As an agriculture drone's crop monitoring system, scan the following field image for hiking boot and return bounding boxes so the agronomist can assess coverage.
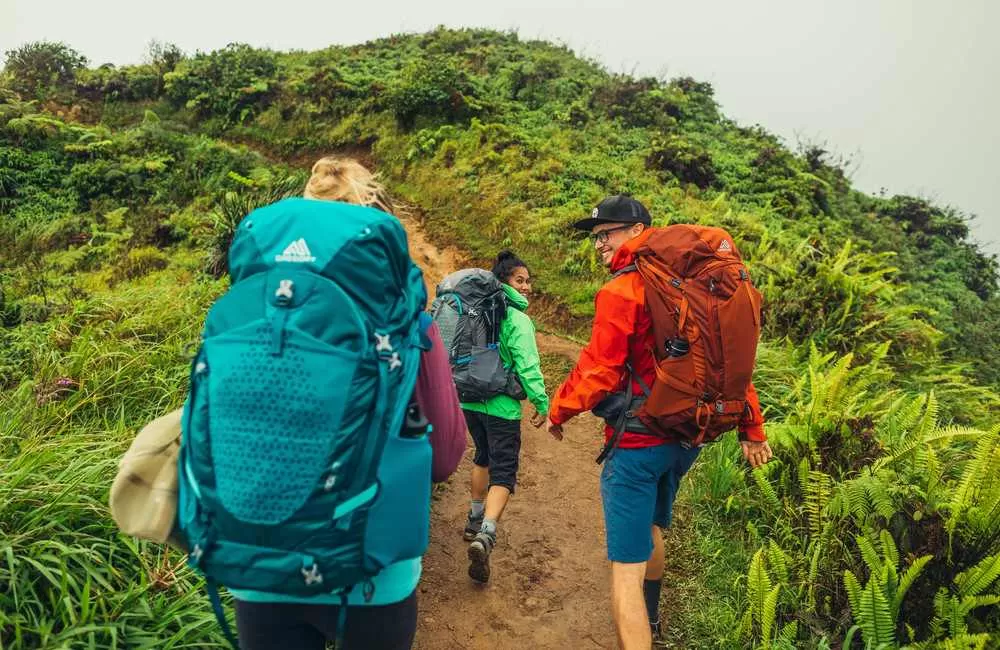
[462,512,484,541]
[467,530,495,583]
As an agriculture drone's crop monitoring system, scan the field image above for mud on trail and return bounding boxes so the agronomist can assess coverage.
[400,216,618,649]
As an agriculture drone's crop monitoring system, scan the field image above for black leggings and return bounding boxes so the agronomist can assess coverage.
[234,592,417,650]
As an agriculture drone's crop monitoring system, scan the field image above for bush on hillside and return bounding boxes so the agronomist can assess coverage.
[2,41,88,101]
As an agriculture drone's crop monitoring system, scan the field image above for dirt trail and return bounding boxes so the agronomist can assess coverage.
[400,216,618,649]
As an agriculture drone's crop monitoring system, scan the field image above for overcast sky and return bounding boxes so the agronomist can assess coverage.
[3,0,997,255]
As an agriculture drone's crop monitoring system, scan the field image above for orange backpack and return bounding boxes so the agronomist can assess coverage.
[631,225,763,446]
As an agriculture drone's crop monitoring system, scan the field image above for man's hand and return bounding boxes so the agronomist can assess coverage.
[740,440,773,468]
[529,409,546,428]
[547,421,564,441]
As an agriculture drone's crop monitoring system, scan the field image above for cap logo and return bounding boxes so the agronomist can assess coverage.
[718,239,733,253]
[591,207,599,219]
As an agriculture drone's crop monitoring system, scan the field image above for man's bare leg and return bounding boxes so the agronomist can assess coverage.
[645,525,665,635]
[647,525,664,580]
[611,560,653,649]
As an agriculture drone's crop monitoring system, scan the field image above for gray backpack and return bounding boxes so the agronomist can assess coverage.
[431,269,526,402]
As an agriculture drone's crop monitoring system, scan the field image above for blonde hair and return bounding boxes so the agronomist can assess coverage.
[303,156,394,214]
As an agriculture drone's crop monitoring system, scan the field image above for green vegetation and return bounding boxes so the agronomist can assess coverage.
[2,29,998,648]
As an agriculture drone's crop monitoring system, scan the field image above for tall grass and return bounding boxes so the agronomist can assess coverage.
[0,267,231,649]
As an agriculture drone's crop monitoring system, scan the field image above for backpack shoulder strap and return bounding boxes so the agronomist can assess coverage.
[613,263,638,279]
[417,312,433,351]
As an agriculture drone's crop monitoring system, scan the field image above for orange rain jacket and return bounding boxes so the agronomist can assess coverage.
[549,229,766,448]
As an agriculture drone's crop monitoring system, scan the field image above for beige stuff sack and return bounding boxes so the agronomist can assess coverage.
[109,408,185,548]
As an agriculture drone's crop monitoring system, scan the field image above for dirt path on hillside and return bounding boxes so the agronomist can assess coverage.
[400,216,618,649]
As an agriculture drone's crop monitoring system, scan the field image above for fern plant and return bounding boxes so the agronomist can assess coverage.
[826,395,995,539]
[800,457,833,538]
[944,427,1000,556]
[764,341,894,478]
[843,530,933,648]
[208,172,305,278]
[740,546,797,649]
[828,467,897,526]
[928,553,1000,641]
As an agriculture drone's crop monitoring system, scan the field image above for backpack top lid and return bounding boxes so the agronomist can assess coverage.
[228,197,427,330]
[436,268,503,305]
[636,224,745,278]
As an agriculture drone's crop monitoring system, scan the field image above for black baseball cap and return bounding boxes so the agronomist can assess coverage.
[572,194,652,231]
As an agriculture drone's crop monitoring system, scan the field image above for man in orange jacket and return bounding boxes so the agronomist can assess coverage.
[547,195,772,649]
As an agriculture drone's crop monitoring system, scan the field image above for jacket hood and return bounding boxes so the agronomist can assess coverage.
[609,227,655,273]
[502,282,529,310]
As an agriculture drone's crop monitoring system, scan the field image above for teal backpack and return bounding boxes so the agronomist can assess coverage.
[176,197,431,647]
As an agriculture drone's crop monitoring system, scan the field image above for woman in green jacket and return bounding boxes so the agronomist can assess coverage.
[464,250,549,584]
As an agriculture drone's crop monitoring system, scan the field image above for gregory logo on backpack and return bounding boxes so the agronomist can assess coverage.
[274,238,317,263]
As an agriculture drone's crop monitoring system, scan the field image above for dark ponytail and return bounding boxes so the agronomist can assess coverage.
[492,250,528,283]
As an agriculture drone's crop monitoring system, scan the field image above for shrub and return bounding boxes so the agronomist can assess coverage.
[2,41,88,101]
[646,134,718,189]
[384,56,477,128]
[163,43,278,125]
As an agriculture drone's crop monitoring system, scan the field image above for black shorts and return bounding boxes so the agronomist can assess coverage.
[234,592,417,650]
[464,409,522,493]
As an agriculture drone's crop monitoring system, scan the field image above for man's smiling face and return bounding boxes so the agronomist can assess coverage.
[589,222,643,267]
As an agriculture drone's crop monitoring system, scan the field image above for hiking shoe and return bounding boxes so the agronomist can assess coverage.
[467,530,495,583]
[462,512,484,541]
[651,622,669,647]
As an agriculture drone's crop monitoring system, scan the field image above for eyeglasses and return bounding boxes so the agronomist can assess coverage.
[588,224,634,244]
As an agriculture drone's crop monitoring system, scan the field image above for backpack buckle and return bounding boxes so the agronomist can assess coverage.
[363,579,376,603]
[374,333,393,355]
[374,333,402,370]
[301,562,324,586]
[274,279,294,305]
[323,461,341,491]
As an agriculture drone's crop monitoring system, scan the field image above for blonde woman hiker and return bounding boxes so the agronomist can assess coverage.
[175,156,466,650]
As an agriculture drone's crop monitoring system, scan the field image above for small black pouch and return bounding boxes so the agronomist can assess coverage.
[593,392,651,434]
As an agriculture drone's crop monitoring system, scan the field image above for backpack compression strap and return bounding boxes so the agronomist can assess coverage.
[207,578,240,649]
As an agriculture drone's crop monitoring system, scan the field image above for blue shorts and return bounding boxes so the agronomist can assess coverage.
[600,443,701,563]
